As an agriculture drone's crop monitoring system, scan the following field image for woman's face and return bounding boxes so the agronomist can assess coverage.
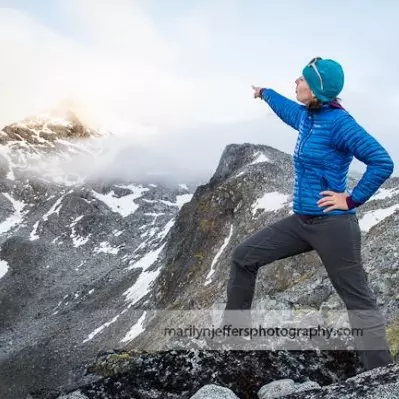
[295,76,314,104]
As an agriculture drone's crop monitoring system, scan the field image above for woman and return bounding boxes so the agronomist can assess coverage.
[222,57,394,371]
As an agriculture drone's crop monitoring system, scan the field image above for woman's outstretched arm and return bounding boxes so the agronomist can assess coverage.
[252,86,304,131]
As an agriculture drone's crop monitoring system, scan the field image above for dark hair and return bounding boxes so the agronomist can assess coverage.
[307,97,342,110]
[307,98,323,110]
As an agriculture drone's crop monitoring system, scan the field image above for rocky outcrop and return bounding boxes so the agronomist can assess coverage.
[30,348,358,399]
[31,351,397,399]
[258,362,399,398]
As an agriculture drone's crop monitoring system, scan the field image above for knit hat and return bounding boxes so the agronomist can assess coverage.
[302,58,344,103]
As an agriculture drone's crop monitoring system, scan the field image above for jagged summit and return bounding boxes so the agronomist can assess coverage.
[1,109,102,145]
[0,110,109,184]
[210,142,292,184]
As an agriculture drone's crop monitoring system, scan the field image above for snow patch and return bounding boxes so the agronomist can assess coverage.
[144,212,165,217]
[142,199,157,204]
[73,235,90,248]
[0,193,26,234]
[124,244,166,306]
[358,204,399,232]
[175,194,193,209]
[120,311,147,343]
[70,215,89,247]
[123,269,160,306]
[42,195,65,221]
[252,191,290,216]
[371,187,399,201]
[156,219,175,240]
[83,314,121,343]
[94,241,120,255]
[30,221,40,240]
[92,185,149,217]
[204,224,234,286]
[250,151,270,165]
[0,259,9,279]
[159,194,193,209]
[127,244,165,271]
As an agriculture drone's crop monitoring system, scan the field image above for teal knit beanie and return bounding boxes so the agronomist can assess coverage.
[302,58,344,103]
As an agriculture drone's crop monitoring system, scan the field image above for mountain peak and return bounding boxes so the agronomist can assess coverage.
[210,142,293,185]
[0,109,107,183]
[1,109,101,146]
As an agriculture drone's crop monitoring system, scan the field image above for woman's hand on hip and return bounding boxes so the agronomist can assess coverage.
[317,191,349,212]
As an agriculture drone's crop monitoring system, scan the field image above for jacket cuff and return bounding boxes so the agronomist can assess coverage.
[346,195,364,210]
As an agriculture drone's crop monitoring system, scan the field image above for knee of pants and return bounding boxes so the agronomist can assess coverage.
[342,292,379,312]
[330,274,379,310]
[232,244,251,266]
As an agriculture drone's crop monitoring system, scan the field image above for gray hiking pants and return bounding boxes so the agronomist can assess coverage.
[225,213,393,371]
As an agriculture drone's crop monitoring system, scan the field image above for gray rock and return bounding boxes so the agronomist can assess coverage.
[57,391,89,399]
[258,379,321,399]
[281,363,399,398]
[295,381,322,393]
[190,384,239,399]
[258,379,295,398]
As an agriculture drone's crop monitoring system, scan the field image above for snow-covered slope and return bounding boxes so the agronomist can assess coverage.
[0,113,197,399]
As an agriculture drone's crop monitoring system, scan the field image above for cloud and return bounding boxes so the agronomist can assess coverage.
[0,1,397,179]
[0,1,262,136]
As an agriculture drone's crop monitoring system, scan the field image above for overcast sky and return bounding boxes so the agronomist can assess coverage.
[1,0,398,180]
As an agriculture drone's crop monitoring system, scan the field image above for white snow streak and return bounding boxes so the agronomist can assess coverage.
[0,193,26,234]
[204,224,233,286]
[120,311,147,343]
[42,195,65,221]
[70,215,89,247]
[30,221,40,240]
[156,219,175,240]
[0,259,9,279]
[83,314,121,343]
[124,244,166,306]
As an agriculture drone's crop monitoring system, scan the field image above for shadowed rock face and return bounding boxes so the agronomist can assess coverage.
[30,348,359,399]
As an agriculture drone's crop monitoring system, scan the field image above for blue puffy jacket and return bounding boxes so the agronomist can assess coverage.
[261,89,394,215]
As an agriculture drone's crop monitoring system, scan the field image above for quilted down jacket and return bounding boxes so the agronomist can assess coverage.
[261,89,394,215]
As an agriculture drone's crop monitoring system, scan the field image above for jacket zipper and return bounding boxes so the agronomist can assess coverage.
[298,114,313,211]
[299,115,313,156]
